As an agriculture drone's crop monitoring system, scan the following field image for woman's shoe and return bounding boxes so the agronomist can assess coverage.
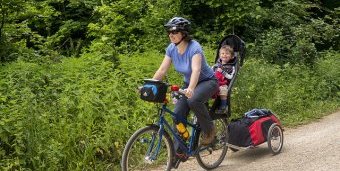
[200,125,217,145]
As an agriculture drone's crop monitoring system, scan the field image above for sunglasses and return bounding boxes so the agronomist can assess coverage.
[167,30,180,35]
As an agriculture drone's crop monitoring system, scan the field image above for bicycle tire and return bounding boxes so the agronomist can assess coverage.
[196,118,228,170]
[267,123,283,155]
[121,125,174,171]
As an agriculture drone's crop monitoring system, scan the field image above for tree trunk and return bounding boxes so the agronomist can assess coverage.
[0,5,6,40]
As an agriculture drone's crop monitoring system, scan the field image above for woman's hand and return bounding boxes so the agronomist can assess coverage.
[184,88,194,98]
[217,68,223,72]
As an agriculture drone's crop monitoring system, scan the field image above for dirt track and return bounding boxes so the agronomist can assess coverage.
[175,110,340,171]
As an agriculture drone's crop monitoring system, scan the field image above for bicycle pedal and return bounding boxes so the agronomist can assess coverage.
[176,153,189,162]
[180,156,188,162]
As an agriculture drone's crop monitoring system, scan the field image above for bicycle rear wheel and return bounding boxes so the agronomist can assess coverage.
[121,126,174,171]
[196,118,228,170]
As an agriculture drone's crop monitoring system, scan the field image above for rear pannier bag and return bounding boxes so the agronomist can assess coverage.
[248,115,280,146]
[228,109,281,147]
[227,118,253,147]
[140,79,168,103]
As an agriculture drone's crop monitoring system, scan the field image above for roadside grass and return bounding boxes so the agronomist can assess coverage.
[283,101,339,127]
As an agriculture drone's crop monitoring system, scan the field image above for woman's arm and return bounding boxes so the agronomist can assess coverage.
[186,54,201,98]
[152,55,172,80]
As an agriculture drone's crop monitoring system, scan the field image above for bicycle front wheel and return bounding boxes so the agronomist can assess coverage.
[121,126,174,171]
[196,118,228,170]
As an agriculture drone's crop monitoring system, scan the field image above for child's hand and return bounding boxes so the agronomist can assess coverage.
[217,68,223,72]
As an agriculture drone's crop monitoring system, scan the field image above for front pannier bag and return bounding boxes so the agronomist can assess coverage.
[140,79,168,103]
[228,109,281,147]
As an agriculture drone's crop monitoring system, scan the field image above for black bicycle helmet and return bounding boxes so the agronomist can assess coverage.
[164,17,191,32]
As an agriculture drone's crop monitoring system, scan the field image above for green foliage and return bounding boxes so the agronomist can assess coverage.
[1,0,339,64]
[180,0,262,43]
[0,0,97,61]
[0,0,33,62]
[314,51,340,100]
[0,49,198,170]
[248,0,339,65]
[0,55,135,170]
[0,0,339,170]
[86,0,180,55]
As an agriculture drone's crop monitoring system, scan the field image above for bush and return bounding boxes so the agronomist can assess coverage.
[0,49,188,170]
[0,54,140,170]
[314,51,340,100]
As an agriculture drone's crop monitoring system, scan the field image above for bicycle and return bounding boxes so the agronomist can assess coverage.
[121,79,228,171]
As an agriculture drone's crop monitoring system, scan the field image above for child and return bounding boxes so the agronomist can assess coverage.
[212,45,236,113]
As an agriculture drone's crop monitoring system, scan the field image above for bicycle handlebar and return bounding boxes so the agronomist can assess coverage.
[171,88,187,100]
[138,79,189,102]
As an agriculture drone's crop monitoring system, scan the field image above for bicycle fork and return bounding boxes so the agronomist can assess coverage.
[144,116,167,163]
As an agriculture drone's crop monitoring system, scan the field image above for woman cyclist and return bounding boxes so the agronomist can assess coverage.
[152,17,219,150]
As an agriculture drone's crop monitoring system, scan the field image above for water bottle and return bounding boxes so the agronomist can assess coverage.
[176,122,190,140]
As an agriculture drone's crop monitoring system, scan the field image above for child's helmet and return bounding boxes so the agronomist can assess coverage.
[164,17,191,32]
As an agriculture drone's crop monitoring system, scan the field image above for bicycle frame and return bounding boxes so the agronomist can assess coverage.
[148,103,200,160]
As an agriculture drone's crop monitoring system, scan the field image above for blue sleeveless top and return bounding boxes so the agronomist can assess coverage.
[166,40,215,84]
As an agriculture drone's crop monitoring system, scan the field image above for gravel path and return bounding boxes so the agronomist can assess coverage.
[175,110,340,171]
